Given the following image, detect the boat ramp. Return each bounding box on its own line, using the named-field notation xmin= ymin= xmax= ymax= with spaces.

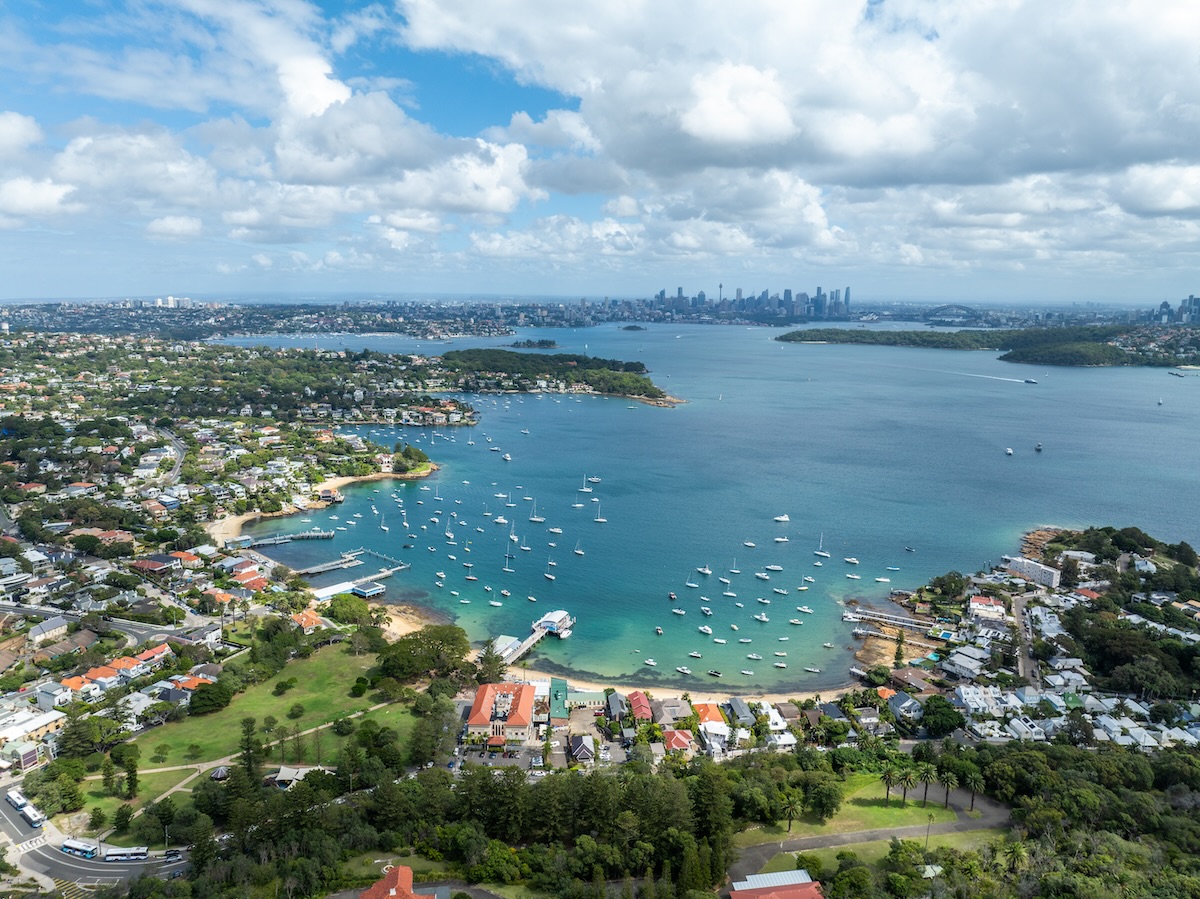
xmin=843 ymin=607 xmax=937 ymax=634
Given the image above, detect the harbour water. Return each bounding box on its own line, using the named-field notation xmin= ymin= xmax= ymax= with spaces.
xmin=227 ymin=323 xmax=1200 ymax=690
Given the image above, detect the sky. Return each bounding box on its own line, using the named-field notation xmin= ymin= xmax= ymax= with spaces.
xmin=1 ymin=1 xmax=1199 ymax=304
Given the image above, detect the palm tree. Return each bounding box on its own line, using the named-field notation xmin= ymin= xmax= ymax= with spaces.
xmin=1002 ymin=840 xmax=1029 ymax=874
xmin=782 ymin=792 xmax=804 ymax=833
xmin=898 ymin=767 xmax=918 ymax=806
xmin=939 ymin=769 xmax=959 ymax=809
xmin=880 ymin=765 xmax=900 ymax=807
xmin=964 ymin=770 xmax=985 ymax=811
xmin=917 ymin=763 xmax=938 ymax=807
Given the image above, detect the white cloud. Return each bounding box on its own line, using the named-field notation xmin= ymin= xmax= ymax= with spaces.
xmin=0 ymin=112 xmax=43 ymax=159
xmin=680 ymin=64 xmax=795 ymax=144
xmin=147 ymin=215 xmax=203 ymax=237
xmin=0 ymin=177 xmax=77 ymax=216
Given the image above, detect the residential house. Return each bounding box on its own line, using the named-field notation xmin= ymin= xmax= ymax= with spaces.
xmin=627 ymin=690 xmax=653 ymax=723
xmin=358 ymin=864 xmax=444 ymax=899
xmin=652 ymin=697 xmax=692 ymax=727
xmin=569 ymin=734 xmax=596 ymax=763
xmin=291 ymin=610 xmax=325 ymax=635
xmin=662 ymin=729 xmax=694 ymax=755
xmin=28 ymin=616 xmax=69 ymax=645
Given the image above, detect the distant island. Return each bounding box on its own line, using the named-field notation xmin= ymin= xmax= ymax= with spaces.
xmin=777 ymin=324 xmax=1200 ymax=367
xmin=509 ymin=338 xmax=559 ymax=348
xmin=621 ymin=325 xmax=647 ymax=331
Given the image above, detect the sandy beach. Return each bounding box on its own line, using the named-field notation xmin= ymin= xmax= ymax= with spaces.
xmin=515 ymin=663 xmax=833 ymax=705
xmin=371 ymin=602 xmax=443 ymax=642
xmin=202 ymin=466 xmax=436 ymax=547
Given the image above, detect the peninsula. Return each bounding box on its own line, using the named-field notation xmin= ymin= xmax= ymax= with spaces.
xmin=777 ymin=324 xmax=1200 ymax=367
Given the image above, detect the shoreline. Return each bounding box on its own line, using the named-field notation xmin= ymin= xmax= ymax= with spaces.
xmin=202 ymin=465 xmax=437 ymax=547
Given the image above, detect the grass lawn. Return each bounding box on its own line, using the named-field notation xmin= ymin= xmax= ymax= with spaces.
xmin=132 ymin=644 xmax=380 ymax=764
xmin=58 ymin=767 xmax=197 ymax=838
xmin=759 ymin=828 xmax=1009 ymax=874
xmin=342 ymin=851 xmax=449 ymax=883
xmin=733 ymin=774 xmax=961 ymax=848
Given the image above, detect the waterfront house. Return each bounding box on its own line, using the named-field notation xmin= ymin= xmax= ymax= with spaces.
xmin=662 ymin=729 xmax=694 ymax=755
xmin=627 ymin=690 xmax=653 ymax=722
xmin=652 ymin=697 xmax=692 ymax=726
xmin=726 ymin=697 xmax=756 ymax=727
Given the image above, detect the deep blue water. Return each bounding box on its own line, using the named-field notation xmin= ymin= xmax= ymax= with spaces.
xmin=225 ymin=324 xmax=1200 ymax=690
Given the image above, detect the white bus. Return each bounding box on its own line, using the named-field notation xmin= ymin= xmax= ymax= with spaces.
xmin=4 ymin=790 xmax=27 ymax=810
xmin=103 ymin=846 xmax=149 ymax=862
xmin=20 ymin=805 xmax=45 ymax=827
xmin=60 ymin=838 xmax=99 ymax=858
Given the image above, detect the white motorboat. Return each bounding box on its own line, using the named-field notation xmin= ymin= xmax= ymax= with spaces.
xmin=844 ymin=557 xmax=859 ymax=564
xmin=698 ymin=625 xmax=713 ymax=635
xmin=676 ymin=666 xmax=692 ymax=675
xmin=746 ymin=653 xmax=763 ymax=660
xmin=644 ymin=659 xmax=657 ymax=667
xmin=672 ymin=608 xmax=686 ymax=615
xmin=846 ymin=573 xmax=861 ymax=580
xmin=798 ymin=605 xmax=814 ymax=613
xmin=753 ymin=612 xmax=769 ymax=622
xmin=774 ymin=514 xmax=790 ymax=522
xmin=804 ymin=666 xmax=822 ymax=673
xmin=741 ymin=669 xmax=755 ymax=676
xmin=755 ymin=572 xmax=770 ymax=580
xmin=789 ymin=618 xmax=802 ymax=625
xmin=689 ymin=651 xmax=703 ymax=658
xmin=774 ymin=662 xmax=787 ymax=669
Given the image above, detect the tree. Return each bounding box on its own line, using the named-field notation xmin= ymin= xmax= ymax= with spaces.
xmin=113 ymin=804 xmax=133 ymax=833
xmin=288 ymin=702 xmax=305 ymax=720
xmin=920 ymin=695 xmax=966 ymax=738
xmin=897 ymin=766 xmax=918 ymax=805
xmin=476 ymin=638 xmax=508 ymax=684
xmin=185 ymin=743 xmax=203 ymax=762
xmin=964 ymin=770 xmax=985 ymax=812
xmin=124 ymin=754 xmax=139 ymax=800
xmin=939 ymin=769 xmax=959 ymax=808
xmin=880 ymin=766 xmax=899 ymax=806
xmin=189 ymin=679 xmax=235 ymax=715
xmin=782 ymin=792 xmax=803 ymax=833
xmin=379 ymin=624 xmax=472 ymax=682
xmin=325 ymin=593 xmax=369 ymax=624
xmin=152 ymin=742 xmax=171 ymax=764
xmin=262 ymin=715 xmax=278 ymax=740
xmin=88 ymin=807 xmax=107 ymax=830
xmin=1060 ymin=556 xmax=1081 ymax=590
xmin=101 ymin=757 xmax=116 ymax=795
xmin=917 ymin=763 xmax=938 ymax=808
xmin=239 ymin=717 xmax=260 ymax=782
xmin=807 ymin=780 xmax=843 ymax=822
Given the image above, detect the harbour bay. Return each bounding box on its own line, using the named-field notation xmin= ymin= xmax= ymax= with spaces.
xmin=225 ymin=323 xmax=1200 ymax=691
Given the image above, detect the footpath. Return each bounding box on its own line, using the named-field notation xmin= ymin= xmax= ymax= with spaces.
xmin=724 ymin=786 xmax=1011 ymax=893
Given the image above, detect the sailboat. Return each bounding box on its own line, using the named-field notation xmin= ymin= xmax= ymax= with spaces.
xmin=529 ymin=499 xmax=545 ymax=524
xmin=502 ymin=546 xmax=515 ymax=574
xmin=578 ymin=475 xmax=593 ymax=494
xmin=379 ymin=513 xmax=389 ymax=532
xmin=594 ymin=502 xmax=607 ymax=523
xmin=544 ymin=556 xmax=557 ymax=581
xmin=814 ymin=532 xmax=830 ymax=558
xmin=574 ymin=540 xmax=584 ymax=557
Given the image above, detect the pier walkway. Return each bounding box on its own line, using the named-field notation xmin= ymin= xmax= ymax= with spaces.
xmin=846 ymin=608 xmax=937 ymax=634
xmin=248 ymin=529 xmax=334 ymax=547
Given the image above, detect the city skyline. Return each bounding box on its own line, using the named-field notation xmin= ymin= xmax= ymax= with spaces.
xmin=2 ymin=2 xmax=1200 ymax=303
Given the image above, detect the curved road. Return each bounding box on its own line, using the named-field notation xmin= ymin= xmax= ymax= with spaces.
xmin=725 ymin=786 xmax=1011 ymax=891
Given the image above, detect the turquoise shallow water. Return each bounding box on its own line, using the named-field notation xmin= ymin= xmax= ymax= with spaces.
xmin=228 ymin=324 xmax=1200 ymax=691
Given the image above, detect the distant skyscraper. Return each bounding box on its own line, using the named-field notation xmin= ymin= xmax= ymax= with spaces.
xmin=783 ymin=289 xmax=792 ymax=304
xmin=844 ymin=286 xmax=851 ymax=312
xmin=736 ymin=288 xmax=743 ymax=301
xmin=677 ymin=287 xmax=684 ymax=298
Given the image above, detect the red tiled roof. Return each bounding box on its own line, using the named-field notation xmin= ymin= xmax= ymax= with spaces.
xmin=730 ymin=884 xmax=824 ymax=899
xmin=467 ymin=683 xmax=536 ymax=728
xmin=628 ymin=690 xmax=652 ymax=720
xmin=359 ymin=865 xmax=438 ymax=899
xmin=693 ymin=702 xmax=725 ymax=725
xmin=663 ymin=729 xmax=693 ymax=752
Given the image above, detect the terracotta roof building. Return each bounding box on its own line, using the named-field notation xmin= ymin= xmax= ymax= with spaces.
xmin=359 ymin=864 xmax=440 ymax=899
xmin=466 ymin=683 xmax=537 ymax=745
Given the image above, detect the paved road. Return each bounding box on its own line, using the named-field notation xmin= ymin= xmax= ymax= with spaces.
xmin=724 ymin=786 xmax=1011 ymax=891
xmin=0 ymin=602 xmax=179 ymax=646
xmin=19 ymin=841 xmax=186 ymax=888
